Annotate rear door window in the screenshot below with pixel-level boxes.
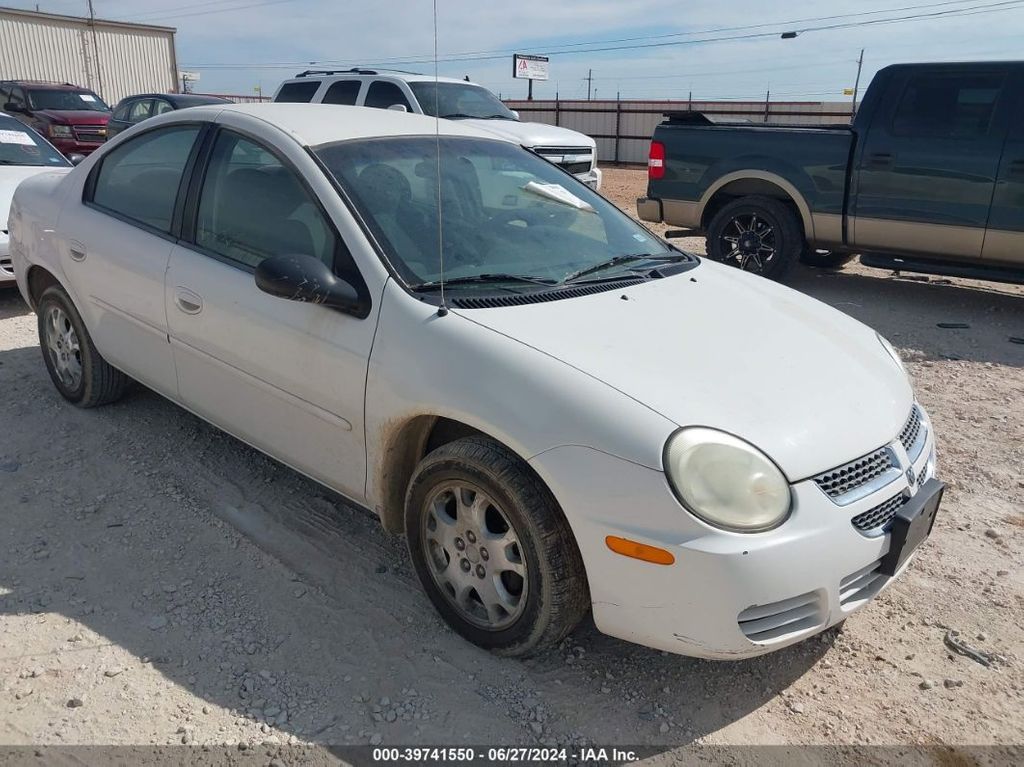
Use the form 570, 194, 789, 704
364, 81, 412, 111
88, 125, 200, 233
274, 81, 320, 103
128, 99, 154, 123
322, 80, 362, 105
891, 72, 1005, 139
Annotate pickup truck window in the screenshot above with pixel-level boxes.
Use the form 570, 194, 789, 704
89, 126, 199, 233
892, 73, 1004, 139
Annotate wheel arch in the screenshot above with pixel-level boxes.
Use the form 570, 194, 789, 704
700, 171, 813, 240
374, 414, 550, 536
26, 265, 63, 311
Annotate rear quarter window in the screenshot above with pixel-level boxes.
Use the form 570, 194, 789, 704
274, 81, 321, 103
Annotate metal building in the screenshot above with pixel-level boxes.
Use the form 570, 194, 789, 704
0, 6, 178, 104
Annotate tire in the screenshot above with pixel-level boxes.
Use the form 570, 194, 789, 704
800, 248, 856, 270
405, 436, 589, 657
705, 195, 803, 281
37, 285, 129, 408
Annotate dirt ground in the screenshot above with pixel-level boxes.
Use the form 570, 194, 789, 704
0, 167, 1022, 758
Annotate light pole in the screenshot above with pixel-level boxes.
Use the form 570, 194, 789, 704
850, 49, 865, 117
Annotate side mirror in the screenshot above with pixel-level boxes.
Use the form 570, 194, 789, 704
510, 110, 520, 120
255, 254, 365, 315
67, 153, 86, 166
4, 102, 25, 113
387, 103, 408, 112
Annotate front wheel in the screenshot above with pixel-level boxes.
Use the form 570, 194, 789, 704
705, 195, 803, 281
405, 437, 589, 657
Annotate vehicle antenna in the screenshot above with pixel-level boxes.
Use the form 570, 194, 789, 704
432, 0, 448, 317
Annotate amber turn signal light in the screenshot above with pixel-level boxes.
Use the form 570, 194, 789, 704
605, 535, 675, 565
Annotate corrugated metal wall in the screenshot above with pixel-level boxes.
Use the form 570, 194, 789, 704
505, 99, 855, 165
0, 8, 177, 104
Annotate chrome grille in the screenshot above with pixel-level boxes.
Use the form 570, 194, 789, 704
72, 125, 106, 142
899, 405, 925, 461
738, 591, 824, 643
533, 146, 593, 175
813, 446, 899, 505
851, 493, 906, 535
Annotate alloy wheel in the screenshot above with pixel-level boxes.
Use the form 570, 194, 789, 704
421, 482, 528, 630
719, 213, 777, 274
44, 305, 83, 391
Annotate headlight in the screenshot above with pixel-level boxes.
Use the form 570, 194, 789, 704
877, 333, 907, 375
48, 125, 73, 138
664, 427, 791, 532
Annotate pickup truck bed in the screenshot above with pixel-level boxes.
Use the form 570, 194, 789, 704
639, 61, 1024, 284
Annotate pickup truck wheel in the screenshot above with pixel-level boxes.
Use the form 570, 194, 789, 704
706, 196, 801, 280
800, 248, 857, 269
405, 436, 589, 657
37, 285, 129, 408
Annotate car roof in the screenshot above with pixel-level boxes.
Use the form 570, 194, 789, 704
179, 103, 514, 147
118, 93, 231, 106
285, 71, 475, 86
3, 80, 94, 91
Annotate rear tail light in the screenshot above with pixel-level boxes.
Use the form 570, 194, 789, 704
648, 140, 665, 180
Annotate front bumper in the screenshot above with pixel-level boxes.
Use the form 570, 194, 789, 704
576, 166, 602, 191
0, 232, 14, 285
49, 136, 104, 157
531, 409, 937, 659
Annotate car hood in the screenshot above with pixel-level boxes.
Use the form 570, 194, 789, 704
459, 118, 596, 151
33, 110, 110, 125
454, 261, 913, 481
0, 166, 69, 229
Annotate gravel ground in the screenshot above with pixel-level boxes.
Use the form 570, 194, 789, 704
0, 166, 1022, 756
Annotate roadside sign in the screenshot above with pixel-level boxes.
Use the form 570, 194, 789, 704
843, 88, 854, 96
513, 54, 549, 81
179, 71, 201, 82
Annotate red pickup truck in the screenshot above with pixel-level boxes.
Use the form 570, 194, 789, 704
1, 80, 111, 158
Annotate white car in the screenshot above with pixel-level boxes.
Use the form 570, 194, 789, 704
0, 113, 71, 284
9, 104, 942, 659
272, 69, 602, 190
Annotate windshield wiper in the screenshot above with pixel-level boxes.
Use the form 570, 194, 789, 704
438, 112, 479, 120
562, 253, 687, 284
412, 273, 558, 291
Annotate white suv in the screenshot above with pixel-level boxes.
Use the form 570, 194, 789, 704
272, 69, 601, 190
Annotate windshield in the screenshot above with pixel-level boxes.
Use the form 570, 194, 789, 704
0, 119, 70, 167
315, 136, 673, 288
409, 83, 516, 121
27, 88, 110, 112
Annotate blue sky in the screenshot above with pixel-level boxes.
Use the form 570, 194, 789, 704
10, 0, 1024, 101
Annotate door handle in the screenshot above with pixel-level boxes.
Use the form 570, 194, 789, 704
867, 152, 894, 169
68, 240, 87, 261
174, 287, 203, 315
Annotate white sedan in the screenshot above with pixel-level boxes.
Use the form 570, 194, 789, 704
0, 112, 72, 284
8, 104, 942, 659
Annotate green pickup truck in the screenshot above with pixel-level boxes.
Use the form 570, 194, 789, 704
638, 61, 1024, 283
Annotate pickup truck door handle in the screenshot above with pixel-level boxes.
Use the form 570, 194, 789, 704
867, 152, 894, 168
68, 241, 87, 261
174, 287, 203, 315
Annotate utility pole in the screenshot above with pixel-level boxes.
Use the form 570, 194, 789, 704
851, 48, 865, 118
586, 69, 593, 101
85, 0, 103, 97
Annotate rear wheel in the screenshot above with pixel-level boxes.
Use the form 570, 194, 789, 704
37, 285, 129, 407
706, 195, 802, 281
405, 437, 589, 657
